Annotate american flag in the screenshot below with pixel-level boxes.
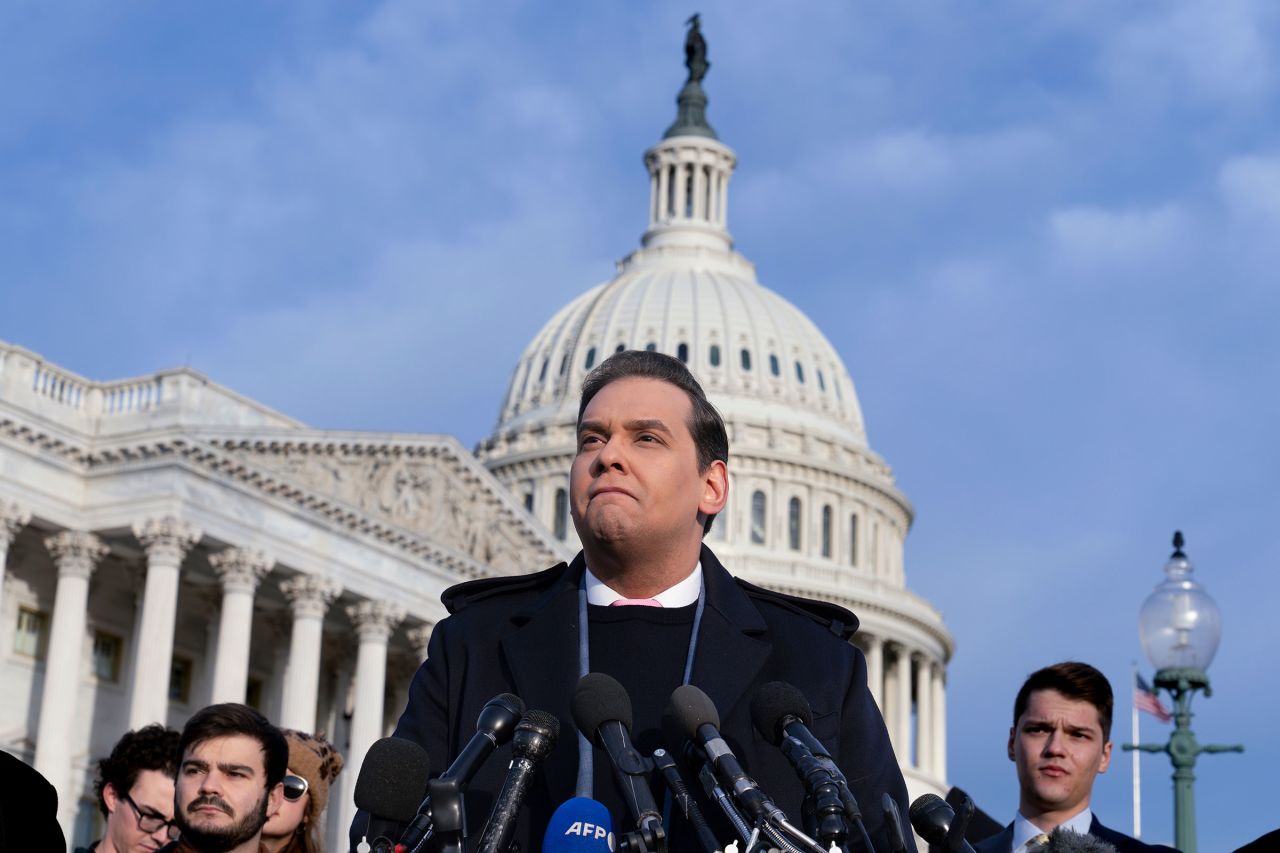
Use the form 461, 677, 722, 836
1135, 673, 1172, 723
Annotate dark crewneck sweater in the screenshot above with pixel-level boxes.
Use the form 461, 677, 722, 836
583, 602, 697, 837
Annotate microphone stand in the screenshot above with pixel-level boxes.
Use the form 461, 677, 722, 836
425, 776, 465, 853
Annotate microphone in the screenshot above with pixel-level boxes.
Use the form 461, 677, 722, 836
476, 709, 561, 853
750, 680, 878, 853
352, 737, 432, 853
749, 682, 859, 851
908, 794, 976, 853
651, 747, 720, 853
399, 692, 525, 853
668, 684, 788, 827
541, 797, 616, 853
882, 793, 910, 853
571, 673, 666, 853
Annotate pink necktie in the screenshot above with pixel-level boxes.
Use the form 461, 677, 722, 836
610, 598, 662, 607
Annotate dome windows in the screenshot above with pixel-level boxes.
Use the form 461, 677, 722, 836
849, 513, 859, 566
740, 349, 752, 371
539, 358, 550, 382
710, 344, 721, 367
553, 488, 568, 540
788, 497, 802, 551
584, 347, 597, 370
817, 369, 826, 392
615, 343, 626, 354
677, 343, 689, 363
750, 491, 766, 544
795, 361, 805, 384
821, 505, 833, 558
645, 342, 657, 352
769, 354, 780, 377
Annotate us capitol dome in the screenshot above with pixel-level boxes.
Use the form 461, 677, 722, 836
477, 23, 954, 800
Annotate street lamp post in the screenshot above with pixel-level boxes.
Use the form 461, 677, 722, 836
1123, 532, 1242, 853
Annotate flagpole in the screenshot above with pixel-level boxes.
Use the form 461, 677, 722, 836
1132, 663, 1142, 839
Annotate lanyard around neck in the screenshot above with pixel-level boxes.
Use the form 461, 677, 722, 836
573, 570, 706, 799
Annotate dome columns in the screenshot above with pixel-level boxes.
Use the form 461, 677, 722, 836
642, 137, 736, 250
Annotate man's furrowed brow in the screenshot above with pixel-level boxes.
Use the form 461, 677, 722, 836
624, 418, 672, 434
182, 759, 208, 771
577, 419, 607, 436
218, 762, 256, 776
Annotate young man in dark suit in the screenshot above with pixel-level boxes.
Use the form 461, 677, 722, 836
974, 662, 1176, 853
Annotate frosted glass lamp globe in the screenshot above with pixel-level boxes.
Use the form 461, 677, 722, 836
1138, 532, 1221, 673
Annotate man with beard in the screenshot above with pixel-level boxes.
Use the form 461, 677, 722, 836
160, 703, 287, 853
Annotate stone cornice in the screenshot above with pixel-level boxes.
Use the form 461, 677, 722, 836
0, 415, 561, 581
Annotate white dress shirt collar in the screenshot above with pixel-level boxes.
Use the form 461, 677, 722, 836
1011, 808, 1093, 853
584, 562, 702, 607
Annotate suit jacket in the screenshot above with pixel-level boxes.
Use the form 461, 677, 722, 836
972, 815, 1179, 853
350, 545, 914, 852
0, 750, 66, 853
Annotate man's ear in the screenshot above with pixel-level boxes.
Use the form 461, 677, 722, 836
103, 781, 121, 815
1098, 740, 1113, 774
1007, 727, 1016, 762
699, 459, 729, 517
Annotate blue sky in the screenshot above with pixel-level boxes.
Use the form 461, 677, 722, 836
3, 1, 1277, 848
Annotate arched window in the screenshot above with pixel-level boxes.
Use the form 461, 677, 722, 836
769, 354, 780, 376
788, 497, 802, 551
615, 343, 626, 354
740, 349, 752, 371
559, 354, 569, 376
821, 505, 832, 558
750, 491, 766, 544
554, 489, 568, 540
677, 342, 689, 363
849, 513, 859, 566
584, 347, 596, 370
795, 361, 805, 384
817, 369, 826, 391
645, 342, 657, 352
710, 345, 721, 367
539, 358, 550, 382
523, 492, 534, 513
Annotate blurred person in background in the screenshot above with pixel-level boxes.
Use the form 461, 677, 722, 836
77, 724, 181, 853
260, 731, 343, 853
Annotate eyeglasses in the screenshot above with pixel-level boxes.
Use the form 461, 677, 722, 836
283, 774, 310, 802
121, 792, 180, 840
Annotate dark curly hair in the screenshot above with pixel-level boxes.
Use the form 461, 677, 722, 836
94, 724, 181, 818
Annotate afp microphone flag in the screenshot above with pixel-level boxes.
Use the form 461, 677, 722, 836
542, 797, 615, 853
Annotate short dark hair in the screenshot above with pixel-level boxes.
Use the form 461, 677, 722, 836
178, 703, 288, 790
577, 350, 729, 534
1013, 661, 1114, 742
94, 724, 181, 818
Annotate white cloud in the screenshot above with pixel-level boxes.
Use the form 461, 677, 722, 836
1218, 154, 1280, 224
1048, 203, 1190, 270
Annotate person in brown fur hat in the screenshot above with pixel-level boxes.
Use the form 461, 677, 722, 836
261, 730, 344, 853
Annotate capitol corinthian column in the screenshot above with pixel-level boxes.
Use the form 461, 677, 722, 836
279, 574, 341, 731
208, 548, 273, 703
864, 633, 884, 711
932, 664, 947, 779
36, 530, 108, 829
0, 502, 30, 621
408, 623, 433, 663
892, 644, 913, 757
129, 517, 201, 727
343, 599, 404, 833
914, 652, 933, 773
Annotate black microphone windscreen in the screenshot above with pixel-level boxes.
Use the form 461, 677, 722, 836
668, 684, 719, 739
572, 673, 634, 739
1048, 829, 1118, 853
749, 681, 813, 745
514, 709, 562, 760
907, 793, 954, 845
353, 737, 432, 821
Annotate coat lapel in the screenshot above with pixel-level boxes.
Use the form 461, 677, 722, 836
687, 546, 772, 722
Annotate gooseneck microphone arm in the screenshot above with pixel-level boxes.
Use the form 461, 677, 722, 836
651, 747, 720, 853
